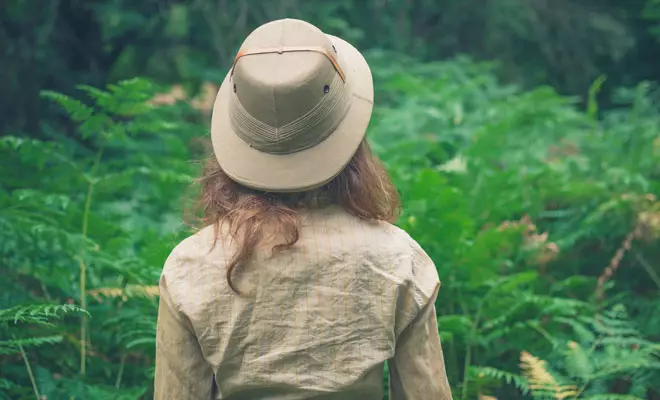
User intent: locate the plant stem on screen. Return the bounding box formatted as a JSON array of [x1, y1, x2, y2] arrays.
[[461, 335, 472, 400], [115, 352, 127, 388], [18, 342, 41, 400], [79, 181, 93, 376], [460, 298, 483, 400], [460, 282, 500, 400], [635, 252, 660, 289], [79, 147, 104, 376]]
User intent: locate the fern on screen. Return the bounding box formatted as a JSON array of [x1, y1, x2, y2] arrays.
[[554, 317, 597, 343], [471, 366, 531, 394], [520, 351, 578, 400], [564, 341, 593, 381], [0, 378, 14, 389], [87, 285, 160, 302], [40, 91, 94, 124], [0, 304, 86, 325], [0, 335, 63, 355], [486, 304, 659, 399], [0, 304, 84, 357]]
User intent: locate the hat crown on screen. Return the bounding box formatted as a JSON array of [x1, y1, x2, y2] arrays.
[[229, 19, 352, 154]]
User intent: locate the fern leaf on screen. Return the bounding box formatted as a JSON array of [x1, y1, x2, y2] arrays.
[[581, 395, 646, 400], [40, 91, 94, 125], [125, 337, 156, 349], [564, 340, 593, 380], [87, 285, 159, 302], [520, 351, 578, 400], [78, 113, 113, 139], [471, 366, 530, 394], [555, 317, 597, 343], [0, 335, 63, 354], [0, 304, 87, 324], [0, 378, 15, 389], [76, 84, 112, 104]]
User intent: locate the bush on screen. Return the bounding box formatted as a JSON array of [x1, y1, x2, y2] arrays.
[[1, 54, 658, 399]]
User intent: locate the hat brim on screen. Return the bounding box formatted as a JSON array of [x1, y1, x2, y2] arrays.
[[210, 35, 374, 192]]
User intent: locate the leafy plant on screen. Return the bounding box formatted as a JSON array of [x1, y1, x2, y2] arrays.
[[478, 305, 660, 399], [0, 77, 201, 399], [2, 51, 659, 400]]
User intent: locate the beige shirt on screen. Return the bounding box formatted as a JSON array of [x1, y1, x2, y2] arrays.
[[154, 205, 453, 399]]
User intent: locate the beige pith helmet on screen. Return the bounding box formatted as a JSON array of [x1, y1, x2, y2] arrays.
[[210, 18, 374, 192]]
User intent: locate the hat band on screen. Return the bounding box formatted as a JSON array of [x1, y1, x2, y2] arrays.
[[229, 73, 353, 155], [231, 46, 346, 82]]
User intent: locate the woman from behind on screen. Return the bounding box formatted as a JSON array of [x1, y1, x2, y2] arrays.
[[154, 18, 453, 400]]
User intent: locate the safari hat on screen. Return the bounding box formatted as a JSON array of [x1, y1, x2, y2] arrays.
[[210, 19, 374, 192]]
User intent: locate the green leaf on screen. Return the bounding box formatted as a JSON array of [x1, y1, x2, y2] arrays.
[[40, 91, 94, 126]]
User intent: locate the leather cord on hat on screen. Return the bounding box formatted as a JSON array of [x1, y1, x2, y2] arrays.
[[230, 46, 346, 82]]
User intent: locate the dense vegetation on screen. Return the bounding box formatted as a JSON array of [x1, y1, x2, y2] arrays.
[[2, 1, 660, 399], [4, 0, 660, 137]]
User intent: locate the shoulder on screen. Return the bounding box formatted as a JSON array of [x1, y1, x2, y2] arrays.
[[383, 223, 440, 299], [333, 210, 440, 301], [162, 225, 218, 272], [159, 225, 226, 306]]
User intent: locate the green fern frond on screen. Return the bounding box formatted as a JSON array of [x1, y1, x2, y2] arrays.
[[483, 293, 590, 331], [0, 135, 62, 152], [594, 353, 660, 378], [0, 335, 63, 354], [0, 136, 64, 170], [525, 294, 591, 315], [50, 378, 148, 400], [481, 301, 526, 330], [483, 320, 537, 343], [494, 271, 540, 292], [103, 78, 157, 116], [555, 317, 597, 343], [40, 90, 94, 124], [471, 366, 531, 394], [116, 320, 157, 349], [593, 305, 640, 337], [0, 304, 87, 325], [11, 189, 71, 212], [0, 136, 50, 151], [581, 395, 646, 400], [593, 320, 640, 337], [78, 113, 113, 139], [76, 84, 112, 103], [599, 336, 655, 347], [564, 341, 593, 380]]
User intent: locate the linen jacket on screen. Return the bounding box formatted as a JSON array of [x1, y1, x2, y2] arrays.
[[154, 205, 453, 399]]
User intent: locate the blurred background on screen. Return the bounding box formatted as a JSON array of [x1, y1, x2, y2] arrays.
[[1, 1, 660, 399]]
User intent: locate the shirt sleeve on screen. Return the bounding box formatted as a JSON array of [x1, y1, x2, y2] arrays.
[[388, 234, 453, 400], [388, 284, 453, 400], [154, 274, 215, 400]]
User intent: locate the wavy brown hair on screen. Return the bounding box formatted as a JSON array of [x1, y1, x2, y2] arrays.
[[190, 139, 400, 294]]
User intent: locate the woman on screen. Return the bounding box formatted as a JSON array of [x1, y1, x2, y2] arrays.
[[154, 18, 453, 400]]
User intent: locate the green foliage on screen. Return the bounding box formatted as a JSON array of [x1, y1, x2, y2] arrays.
[[367, 51, 660, 399], [1, 45, 659, 400], [2, 0, 660, 136], [0, 304, 86, 325], [644, 0, 660, 39], [0, 78, 201, 399], [482, 305, 659, 399]]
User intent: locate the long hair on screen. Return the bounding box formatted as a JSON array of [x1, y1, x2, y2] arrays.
[[189, 139, 400, 294]]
